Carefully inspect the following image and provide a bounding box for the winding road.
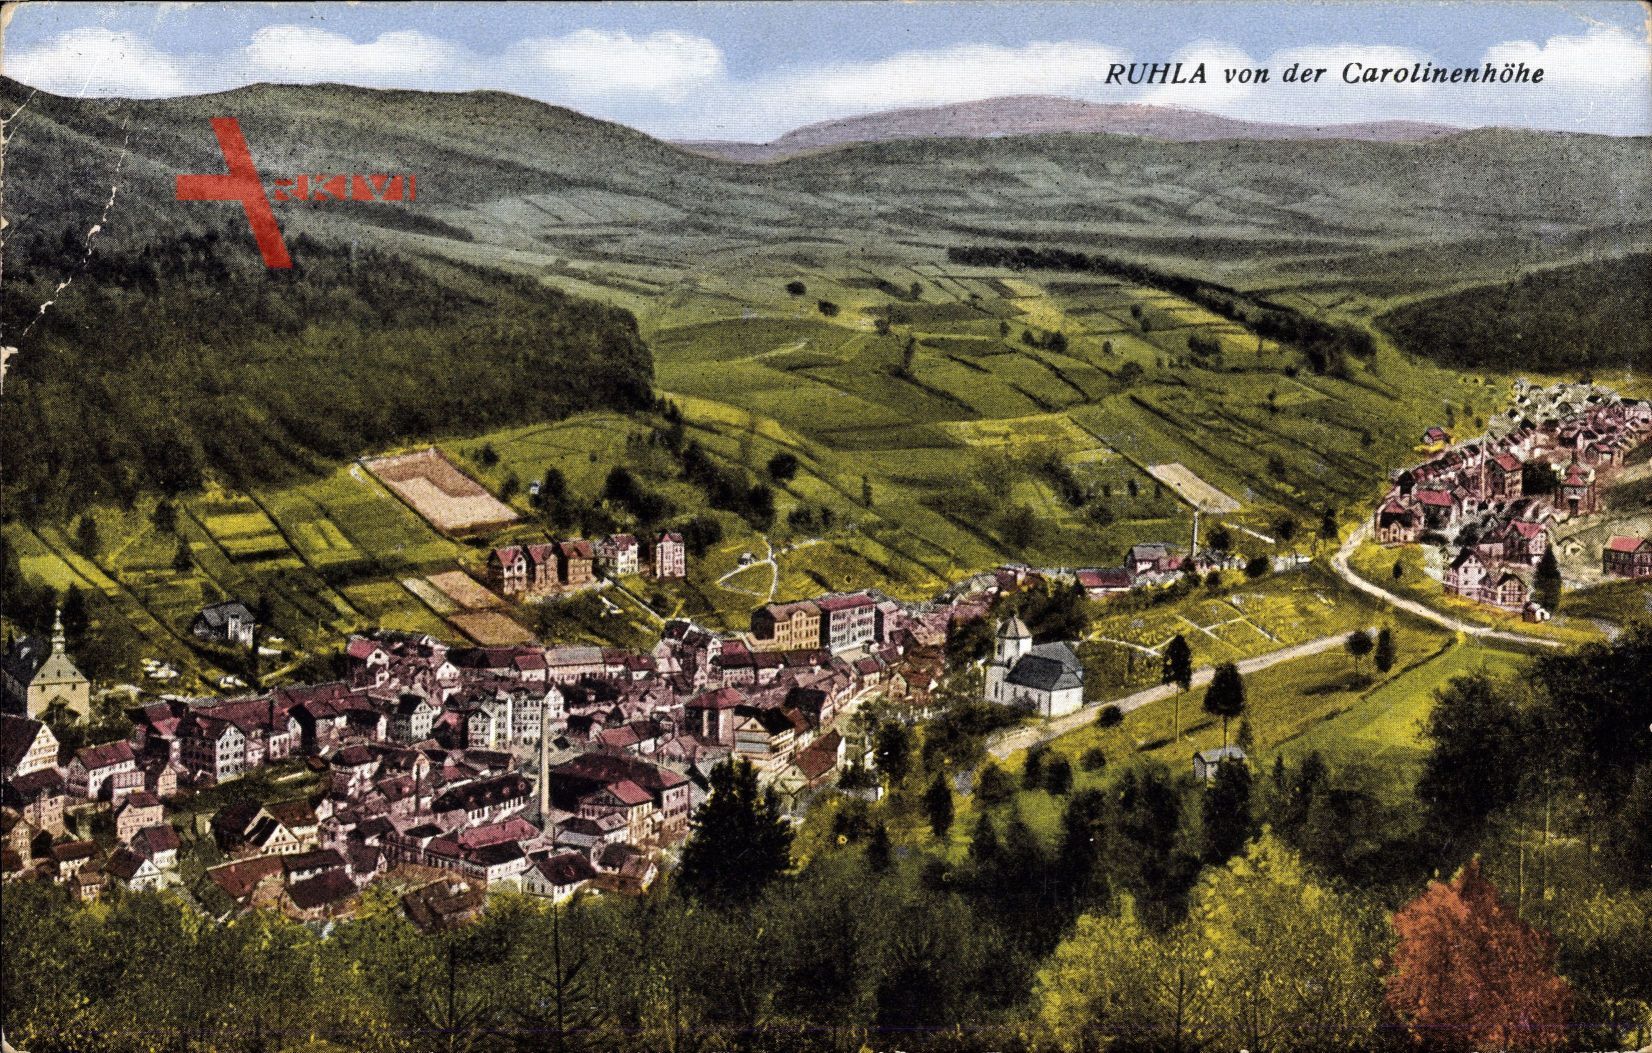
[1331,521,1563,650]
[987,628,1372,760]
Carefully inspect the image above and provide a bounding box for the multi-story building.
[814,594,878,652]
[654,531,686,579]
[750,601,821,651]
[1604,535,1652,578]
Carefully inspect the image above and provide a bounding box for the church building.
[983,615,1086,720]
[2,610,91,721]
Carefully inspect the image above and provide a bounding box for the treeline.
[1378,253,1652,372]
[947,244,1374,374]
[1,221,654,521]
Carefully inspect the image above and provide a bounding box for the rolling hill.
[676,95,1464,162]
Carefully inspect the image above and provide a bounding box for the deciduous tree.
[1386,858,1570,1051]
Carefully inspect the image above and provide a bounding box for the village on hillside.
[6,376,1649,929]
[1372,381,1652,616]
[1,498,1295,925]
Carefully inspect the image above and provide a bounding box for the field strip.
[988,628,1377,761]
[1146,462,1241,513]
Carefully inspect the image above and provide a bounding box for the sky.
[5,2,1650,139]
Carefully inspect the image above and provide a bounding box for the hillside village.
[0,493,1315,925]
[1373,381,1652,615]
[6,374,1648,928]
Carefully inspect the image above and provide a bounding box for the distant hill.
[676,95,1465,161]
[5,76,1646,293]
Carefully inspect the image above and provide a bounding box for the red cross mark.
[175,117,292,269]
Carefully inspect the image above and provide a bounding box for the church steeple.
[51,608,66,653]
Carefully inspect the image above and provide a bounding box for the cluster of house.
[1,712,180,900]
[0,573,1012,920]
[486,531,685,598]
[1372,384,1652,615]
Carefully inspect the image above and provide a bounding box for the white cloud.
[2,21,1647,138]
[766,41,1130,112]
[4,26,197,97]
[507,29,725,102]
[243,26,469,84]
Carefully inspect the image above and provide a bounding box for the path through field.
[1332,522,1562,650]
[987,628,1373,761]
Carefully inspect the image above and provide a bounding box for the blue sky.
[7,2,1649,137]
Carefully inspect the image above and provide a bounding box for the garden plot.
[1145,462,1241,513]
[364,448,518,536]
[427,570,505,610]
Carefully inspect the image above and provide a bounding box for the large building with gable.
[983,615,1085,719]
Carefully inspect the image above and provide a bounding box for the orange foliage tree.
[1386,858,1571,1051]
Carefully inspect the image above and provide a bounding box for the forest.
[1,223,654,521]
[1377,253,1652,372]
[3,624,1648,1053]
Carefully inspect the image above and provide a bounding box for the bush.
[1096,705,1123,728]
[1080,747,1107,772]
[975,761,1015,804]
[1043,755,1074,795]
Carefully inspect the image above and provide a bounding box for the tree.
[865,821,892,873]
[1203,663,1246,749]
[1417,673,1528,840]
[1273,517,1298,544]
[1079,747,1107,772]
[785,280,806,296]
[60,586,90,645]
[1162,634,1193,743]
[74,515,100,556]
[1386,858,1571,1051]
[1534,548,1562,613]
[1244,555,1269,579]
[151,499,178,534]
[968,810,1002,871]
[1200,759,1253,864]
[172,540,193,573]
[479,444,500,468]
[675,758,793,907]
[540,467,568,505]
[1033,899,1208,1053]
[817,300,839,317]
[860,475,873,507]
[1022,744,1047,790]
[1095,704,1123,729]
[1374,627,1396,674]
[1043,755,1073,796]
[974,761,1014,804]
[1190,836,1382,1051]
[1393,558,1404,581]
[1318,507,1339,547]
[1345,629,1373,673]
[765,452,799,483]
[909,281,922,301]
[923,774,955,840]
[1235,716,1255,754]
[873,721,913,785]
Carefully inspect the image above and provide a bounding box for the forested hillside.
[1,224,653,521]
[1378,254,1652,372]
